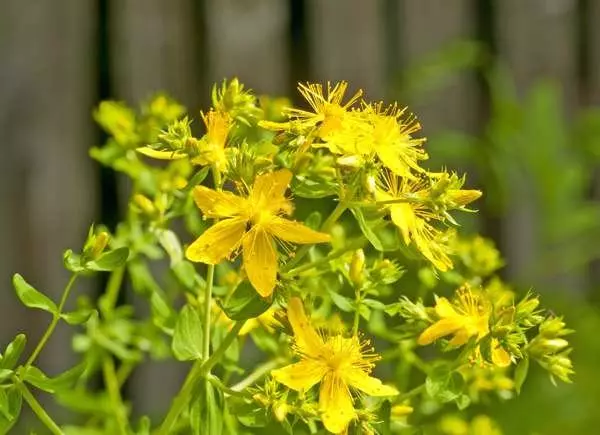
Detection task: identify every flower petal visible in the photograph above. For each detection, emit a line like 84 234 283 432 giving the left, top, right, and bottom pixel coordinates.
271 360 327 391
185 218 246 264
287 297 324 356
319 374 355 434
434 297 458 318
491 340 512 367
243 228 278 297
344 368 398 397
390 204 416 245
417 318 463 346
250 169 293 214
266 216 331 244
137 147 187 160
193 186 248 218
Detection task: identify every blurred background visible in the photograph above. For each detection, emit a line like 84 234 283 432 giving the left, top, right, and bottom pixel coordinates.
2 0 600 433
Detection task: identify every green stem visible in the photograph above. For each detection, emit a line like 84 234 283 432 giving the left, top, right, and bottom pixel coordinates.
156 321 245 435
103 356 130 435
352 290 362 337
231 358 286 392
19 383 64 435
207 375 250 398
396 384 425 402
24 274 78 370
202 265 215 363
102 266 125 314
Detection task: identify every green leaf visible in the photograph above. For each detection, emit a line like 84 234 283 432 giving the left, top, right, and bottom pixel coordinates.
220 281 272 321
231 398 268 428
0 370 13 384
184 166 211 191
328 290 354 312
425 365 464 403
12 274 57 314
0 385 22 434
1 334 26 370
351 208 384 251
172 305 204 361
63 249 85 273
61 309 96 325
514 356 529 394
87 247 129 271
157 229 183 266
172 261 201 292
23 363 86 394
191 381 222 435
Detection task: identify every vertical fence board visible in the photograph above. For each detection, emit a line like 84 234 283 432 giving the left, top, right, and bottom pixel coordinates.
307 0 385 99
205 0 290 94
496 0 578 285
397 0 478 134
109 0 202 418
0 0 97 376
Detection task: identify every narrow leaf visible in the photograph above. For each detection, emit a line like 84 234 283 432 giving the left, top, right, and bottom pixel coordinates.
1 334 27 370
87 247 129 271
220 281 272 321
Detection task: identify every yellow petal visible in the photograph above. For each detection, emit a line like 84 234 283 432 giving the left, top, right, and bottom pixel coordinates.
137 147 187 160
185 218 246 264
491 340 512 367
434 297 458 318
319 374 355 434
287 297 324 356
192 186 248 218
390 204 416 245
376 146 415 179
271 360 327 391
243 228 278 297
417 318 463 346
344 369 398 397
448 328 471 346
250 169 293 214
266 216 331 244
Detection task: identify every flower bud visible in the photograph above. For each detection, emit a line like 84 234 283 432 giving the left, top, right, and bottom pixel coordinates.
90 232 110 259
133 194 156 215
349 249 365 286
273 401 289 422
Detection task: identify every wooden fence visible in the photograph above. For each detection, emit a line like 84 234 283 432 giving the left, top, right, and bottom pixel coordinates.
1 0 598 420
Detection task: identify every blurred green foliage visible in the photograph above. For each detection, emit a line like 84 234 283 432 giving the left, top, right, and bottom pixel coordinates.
394 40 600 434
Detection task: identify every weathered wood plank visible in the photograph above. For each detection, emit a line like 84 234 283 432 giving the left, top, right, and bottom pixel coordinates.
397 0 478 134
109 0 203 418
205 0 290 94
307 0 385 100
496 0 579 285
0 0 97 375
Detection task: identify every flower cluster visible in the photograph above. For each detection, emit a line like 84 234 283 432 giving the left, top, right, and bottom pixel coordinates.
2 80 573 435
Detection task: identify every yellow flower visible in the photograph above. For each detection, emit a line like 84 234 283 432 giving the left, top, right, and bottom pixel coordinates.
376 172 453 271
138 110 231 170
329 103 427 178
272 297 398 433
260 81 362 141
418 286 490 346
185 169 330 297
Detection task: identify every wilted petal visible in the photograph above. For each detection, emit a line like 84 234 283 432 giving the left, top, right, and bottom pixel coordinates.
243 228 278 297
344 368 398 397
267 216 331 244
271 360 327 391
185 218 246 264
319 374 355 434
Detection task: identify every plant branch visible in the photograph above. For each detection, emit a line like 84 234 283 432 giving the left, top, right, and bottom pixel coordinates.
20 383 64 435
